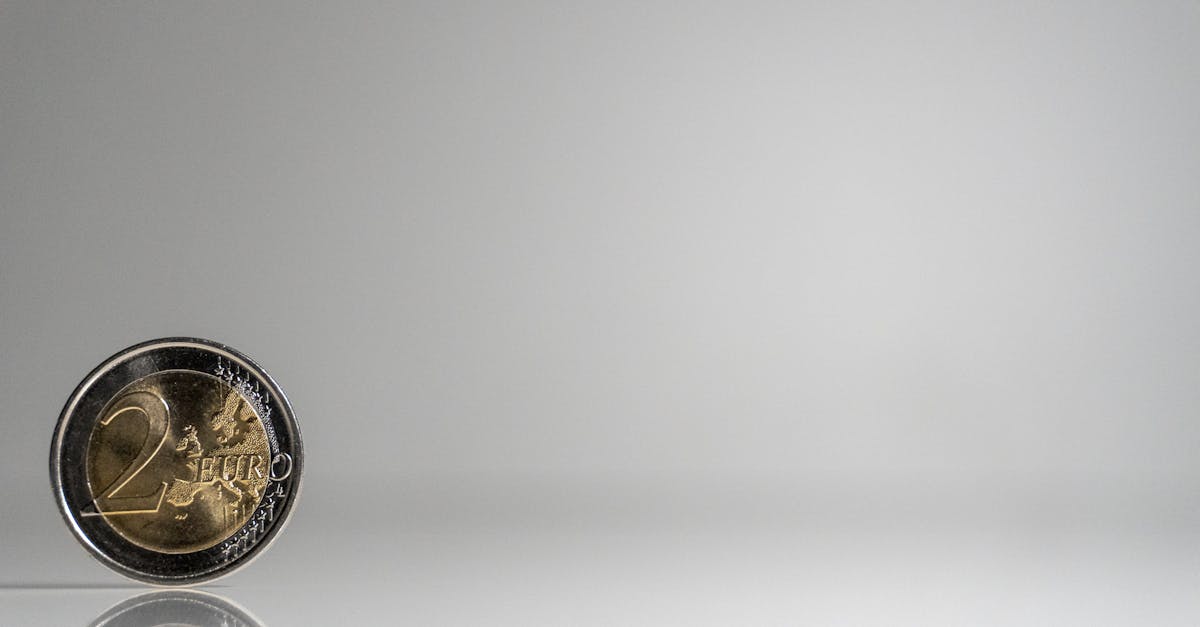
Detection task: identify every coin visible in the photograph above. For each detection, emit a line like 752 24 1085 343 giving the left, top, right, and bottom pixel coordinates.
50 338 303 585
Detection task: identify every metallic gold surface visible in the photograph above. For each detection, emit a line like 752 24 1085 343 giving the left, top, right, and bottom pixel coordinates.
85 371 270 554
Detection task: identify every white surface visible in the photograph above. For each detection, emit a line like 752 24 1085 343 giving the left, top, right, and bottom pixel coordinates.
5 487 1200 625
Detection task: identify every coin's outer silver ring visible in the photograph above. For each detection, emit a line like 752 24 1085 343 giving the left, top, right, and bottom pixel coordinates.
49 337 304 586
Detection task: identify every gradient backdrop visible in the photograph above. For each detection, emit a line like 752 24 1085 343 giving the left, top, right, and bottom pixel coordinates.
2 1 1200 624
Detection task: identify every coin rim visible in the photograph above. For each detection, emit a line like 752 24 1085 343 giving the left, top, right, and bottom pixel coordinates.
49 337 304 586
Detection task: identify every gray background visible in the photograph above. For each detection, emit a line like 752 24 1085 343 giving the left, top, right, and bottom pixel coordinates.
2 1 1199 624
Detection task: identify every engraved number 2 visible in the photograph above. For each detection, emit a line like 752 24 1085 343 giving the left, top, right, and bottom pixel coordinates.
82 391 170 517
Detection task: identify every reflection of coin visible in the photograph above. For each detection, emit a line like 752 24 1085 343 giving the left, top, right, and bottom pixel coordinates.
51 338 303 585
90 589 264 627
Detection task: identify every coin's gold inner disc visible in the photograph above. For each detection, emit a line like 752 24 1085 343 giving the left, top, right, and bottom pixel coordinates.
86 371 271 554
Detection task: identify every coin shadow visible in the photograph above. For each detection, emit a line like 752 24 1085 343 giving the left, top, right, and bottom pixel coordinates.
90 589 265 627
